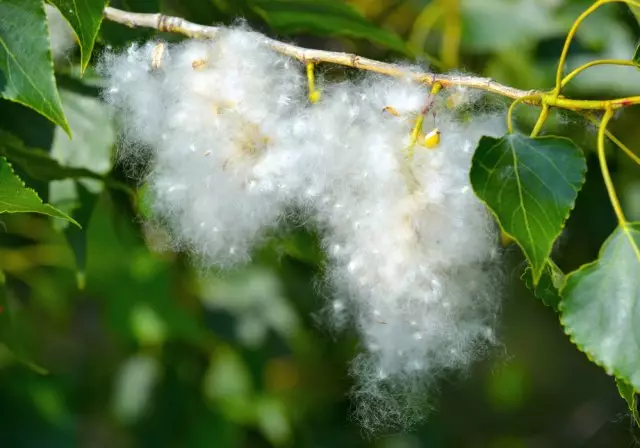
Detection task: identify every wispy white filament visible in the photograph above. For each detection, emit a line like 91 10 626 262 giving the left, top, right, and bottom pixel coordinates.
100 28 504 432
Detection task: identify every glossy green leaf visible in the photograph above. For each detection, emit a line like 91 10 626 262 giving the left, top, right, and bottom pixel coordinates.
470 134 586 283
522 260 564 311
250 0 409 54
560 223 640 389
0 0 69 133
634 43 639 67
49 0 107 70
616 377 640 426
0 156 79 226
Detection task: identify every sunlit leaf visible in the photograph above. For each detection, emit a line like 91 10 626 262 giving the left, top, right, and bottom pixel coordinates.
0 156 79 226
48 0 107 70
561 223 640 389
251 0 409 54
470 134 586 283
0 0 69 133
616 377 640 426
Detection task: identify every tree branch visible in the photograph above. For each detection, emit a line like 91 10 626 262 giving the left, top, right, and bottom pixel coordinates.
102 6 540 102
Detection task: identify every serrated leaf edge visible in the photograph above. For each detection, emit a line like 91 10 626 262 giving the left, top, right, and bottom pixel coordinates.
471 133 587 285
558 224 640 388
0 157 80 227
48 1 105 71
1 0 72 135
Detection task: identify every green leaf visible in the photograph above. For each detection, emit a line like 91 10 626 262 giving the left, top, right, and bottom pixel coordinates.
0 130 104 182
560 223 640 389
50 180 99 288
47 88 115 284
0 271 48 375
51 88 115 177
0 0 70 134
48 0 107 71
616 377 640 426
634 43 639 67
250 0 409 55
470 134 586 283
630 5 640 28
522 260 564 311
0 156 79 226
136 182 153 219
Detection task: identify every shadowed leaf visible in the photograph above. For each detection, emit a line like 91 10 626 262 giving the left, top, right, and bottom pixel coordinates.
522 260 564 311
251 0 409 54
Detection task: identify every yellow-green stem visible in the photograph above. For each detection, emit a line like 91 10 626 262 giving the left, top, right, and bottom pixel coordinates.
306 62 320 103
597 108 627 225
583 113 640 166
530 104 550 137
561 59 638 88
507 95 541 133
440 0 461 69
555 0 640 94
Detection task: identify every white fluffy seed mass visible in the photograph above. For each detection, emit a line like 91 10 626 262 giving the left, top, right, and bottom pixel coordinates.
100 28 504 431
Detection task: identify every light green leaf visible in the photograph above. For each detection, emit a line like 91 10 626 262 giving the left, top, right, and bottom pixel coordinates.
470 134 586 283
48 0 107 70
48 88 115 283
0 156 79 226
522 260 564 311
0 0 70 134
560 223 640 389
136 182 153 219
616 377 640 426
51 88 115 178
250 0 409 55
634 43 639 67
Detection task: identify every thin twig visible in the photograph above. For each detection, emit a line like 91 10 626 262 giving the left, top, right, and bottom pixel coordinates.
102 6 540 101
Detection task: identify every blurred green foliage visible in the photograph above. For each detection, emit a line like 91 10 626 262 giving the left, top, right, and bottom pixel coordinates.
0 0 639 446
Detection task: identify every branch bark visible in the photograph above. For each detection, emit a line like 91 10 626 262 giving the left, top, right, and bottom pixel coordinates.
102 6 540 102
